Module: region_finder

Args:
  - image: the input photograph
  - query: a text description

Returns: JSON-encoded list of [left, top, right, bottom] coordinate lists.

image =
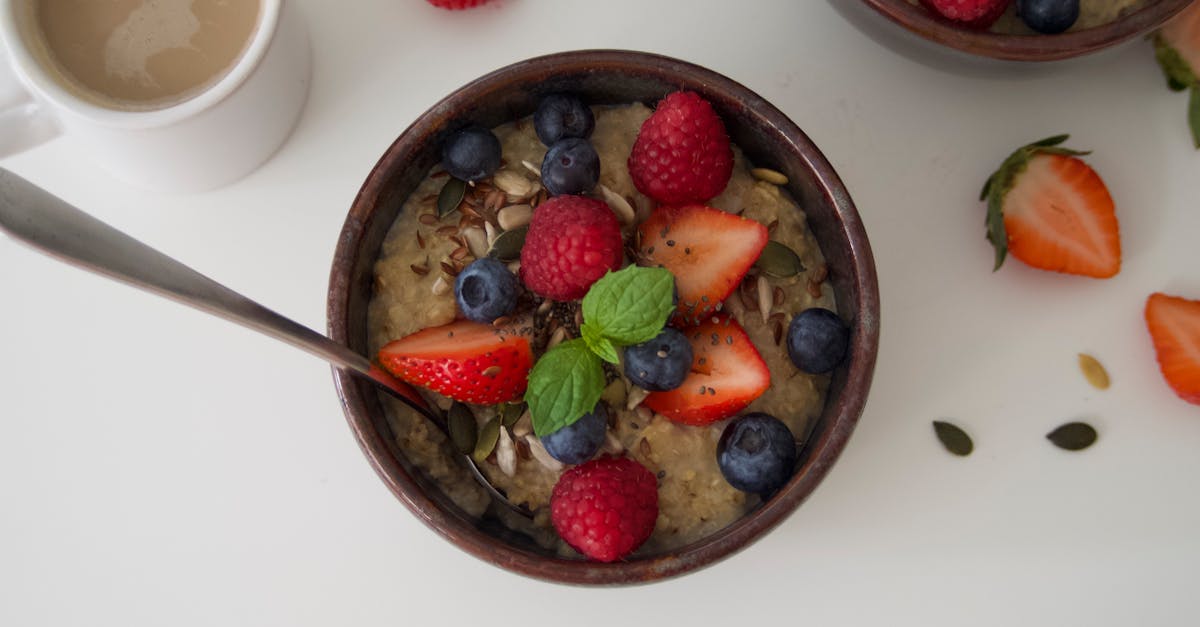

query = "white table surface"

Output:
[[3, 1, 1199, 625]]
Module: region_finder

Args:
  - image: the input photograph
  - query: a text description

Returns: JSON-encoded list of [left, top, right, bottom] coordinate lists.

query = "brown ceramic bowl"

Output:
[[862, 0, 1191, 61], [327, 50, 879, 585]]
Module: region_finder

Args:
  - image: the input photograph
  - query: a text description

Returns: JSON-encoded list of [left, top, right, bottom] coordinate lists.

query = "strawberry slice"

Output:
[[1145, 292, 1200, 406], [377, 318, 533, 405], [637, 205, 767, 323], [642, 315, 769, 426], [1153, 1, 1200, 147], [980, 135, 1120, 278]]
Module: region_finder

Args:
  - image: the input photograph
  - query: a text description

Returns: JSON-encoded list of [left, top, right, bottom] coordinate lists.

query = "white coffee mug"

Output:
[[0, 0, 310, 191]]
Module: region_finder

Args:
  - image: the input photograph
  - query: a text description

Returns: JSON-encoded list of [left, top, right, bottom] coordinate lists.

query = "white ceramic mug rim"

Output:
[[0, 0, 282, 130]]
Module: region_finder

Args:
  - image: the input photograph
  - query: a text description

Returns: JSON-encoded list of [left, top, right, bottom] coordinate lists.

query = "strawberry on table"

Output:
[[637, 204, 767, 323], [919, 0, 1011, 30], [1145, 293, 1200, 406], [980, 135, 1120, 278], [627, 91, 734, 206], [377, 318, 533, 406], [643, 315, 770, 426], [1152, 0, 1200, 148]]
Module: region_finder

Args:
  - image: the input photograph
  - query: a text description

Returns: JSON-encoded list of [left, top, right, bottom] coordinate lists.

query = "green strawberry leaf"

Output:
[[525, 339, 605, 437], [1153, 34, 1199, 92], [581, 266, 675, 347], [581, 322, 620, 364], [981, 134, 1091, 271], [1190, 87, 1200, 149]]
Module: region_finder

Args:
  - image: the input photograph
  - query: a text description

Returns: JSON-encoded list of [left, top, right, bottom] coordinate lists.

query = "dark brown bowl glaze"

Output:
[[862, 0, 1190, 61], [327, 50, 879, 585]]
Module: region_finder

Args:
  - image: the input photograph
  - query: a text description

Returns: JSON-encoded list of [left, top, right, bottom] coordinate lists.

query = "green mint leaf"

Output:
[[1190, 87, 1200, 149], [581, 322, 620, 364], [581, 266, 675, 347], [525, 339, 605, 438]]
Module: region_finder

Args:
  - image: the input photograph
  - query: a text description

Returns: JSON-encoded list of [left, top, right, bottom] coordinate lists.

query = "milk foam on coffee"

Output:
[[29, 0, 260, 110]]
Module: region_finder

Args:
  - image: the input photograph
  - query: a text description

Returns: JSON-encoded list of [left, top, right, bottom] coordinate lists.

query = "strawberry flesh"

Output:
[[643, 315, 770, 426], [998, 152, 1121, 278], [377, 318, 534, 405], [637, 205, 767, 324], [1145, 293, 1200, 406]]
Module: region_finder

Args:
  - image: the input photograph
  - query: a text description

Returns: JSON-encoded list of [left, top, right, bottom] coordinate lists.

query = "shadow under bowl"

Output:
[[326, 49, 879, 585]]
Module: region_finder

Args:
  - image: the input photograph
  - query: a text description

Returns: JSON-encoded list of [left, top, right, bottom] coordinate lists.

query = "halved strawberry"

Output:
[[1153, 1, 1200, 147], [377, 318, 533, 405], [637, 205, 768, 324], [980, 135, 1120, 278], [642, 315, 770, 426], [1145, 292, 1200, 406]]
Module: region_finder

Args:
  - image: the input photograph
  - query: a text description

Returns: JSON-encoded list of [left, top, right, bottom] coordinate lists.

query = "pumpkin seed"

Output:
[[437, 177, 466, 217], [501, 403, 525, 428], [755, 241, 805, 278], [932, 420, 973, 456], [447, 402, 477, 455], [1077, 354, 1110, 390], [473, 416, 502, 463], [1046, 422, 1098, 451], [488, 225, 528, 261]]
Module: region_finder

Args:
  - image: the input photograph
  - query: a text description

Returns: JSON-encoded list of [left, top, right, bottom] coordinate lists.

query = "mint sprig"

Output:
[[525, 265, 676, 437]]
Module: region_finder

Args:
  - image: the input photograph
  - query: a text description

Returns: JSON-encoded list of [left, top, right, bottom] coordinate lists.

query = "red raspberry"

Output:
[[519, 195, 622, 301], [627, 91, 734, 206], [918, 0, 1010, 29], [425, 0, 491, 9], [550, 457, 659, 562]]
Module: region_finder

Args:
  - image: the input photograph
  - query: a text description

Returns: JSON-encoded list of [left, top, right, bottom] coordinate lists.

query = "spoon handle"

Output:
[[0, 168, 427, 408]]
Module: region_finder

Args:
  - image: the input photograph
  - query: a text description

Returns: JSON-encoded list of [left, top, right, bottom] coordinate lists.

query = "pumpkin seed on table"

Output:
[[1077, 353, 1110, 390], [1046, 422, 1098, 451], [437, 177, 467, 217], [932, 420, 973, 456], [755, 240, 805, 278], [447, 402, 477, 455]]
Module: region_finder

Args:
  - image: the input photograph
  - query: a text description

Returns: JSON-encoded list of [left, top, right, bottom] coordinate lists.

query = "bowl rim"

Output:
[[326, 49, 880, 585], [860, 0, 1192, 61]]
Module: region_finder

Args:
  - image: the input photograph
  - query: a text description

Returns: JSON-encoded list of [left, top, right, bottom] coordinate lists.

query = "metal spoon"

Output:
[[0, 168, 527, 517]]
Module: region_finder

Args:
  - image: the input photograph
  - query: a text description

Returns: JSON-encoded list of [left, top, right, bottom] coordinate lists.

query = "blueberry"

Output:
[[454, 258, 518, 323], [786, 307, 849, 374], [1017, 0, 1079, 34], [541, 404, 607, 465], [442, 126, 501, 182], [534, 94, 595, 146], [717, 413, 797, 496], [623, 328, 693, 392], [540, 138, 600, 196]]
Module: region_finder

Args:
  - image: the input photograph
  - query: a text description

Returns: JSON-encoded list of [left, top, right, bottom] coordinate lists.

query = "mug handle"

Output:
[[0, 43, 59, 158]]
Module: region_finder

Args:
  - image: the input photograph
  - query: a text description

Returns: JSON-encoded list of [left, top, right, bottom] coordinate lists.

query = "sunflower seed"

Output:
[[493, 169, 533, 198], [512, 410, 533, 437], [1046, 422, 1098, 451], [447, 402, 477, 455], [1077, 354, 1110, 390], [431, 276, 450, 295], [484, 221, 499, 247], [602, 431, 624, 455], [437, 178, 466, 217], [488, 225, 527, 262], [537, 299, 554, 316], [473, 417, 501, 463], [524, 435, 564, 471], [547, 326, 567, 349], [521, 159, 541, 178], [626, 386, 650, 411], [932, 421, 973, 456], [598, 183, 636, 224], [496, 427, 517, 477], [756, 241, 805, 278], [757, 275, 772, 323], [751, 168, 788, 185], [497, 204, 532, 230], [461, 226, 488, 258]]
